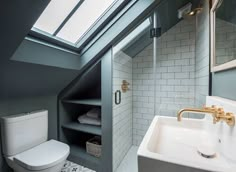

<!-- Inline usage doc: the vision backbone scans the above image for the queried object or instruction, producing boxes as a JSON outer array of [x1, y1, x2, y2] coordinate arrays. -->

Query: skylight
[[33, 0, 79, 34], [57, 0, 115, 43], [32, 0, 117, 45]]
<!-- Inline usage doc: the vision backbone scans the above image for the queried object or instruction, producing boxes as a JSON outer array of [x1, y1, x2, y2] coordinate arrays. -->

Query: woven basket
[[86, 136, 101, 157]]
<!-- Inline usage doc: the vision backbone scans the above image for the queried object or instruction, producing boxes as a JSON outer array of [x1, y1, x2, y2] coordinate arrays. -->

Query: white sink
[[138, 96, 236, 172]]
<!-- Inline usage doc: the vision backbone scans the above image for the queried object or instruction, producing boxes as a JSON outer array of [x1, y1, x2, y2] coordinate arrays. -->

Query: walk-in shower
[[111, 0, 209, 171]]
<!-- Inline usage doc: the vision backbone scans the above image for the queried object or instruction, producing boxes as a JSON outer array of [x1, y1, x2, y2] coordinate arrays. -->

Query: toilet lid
[[13, 140, 70, 171]]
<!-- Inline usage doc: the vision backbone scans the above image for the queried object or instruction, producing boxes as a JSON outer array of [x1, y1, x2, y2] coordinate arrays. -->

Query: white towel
[[78, 115, 101, 126], [86, 108, 101, 119]]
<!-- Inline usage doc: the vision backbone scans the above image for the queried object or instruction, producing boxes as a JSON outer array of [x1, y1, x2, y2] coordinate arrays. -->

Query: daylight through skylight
[[33, 0, 79, 34], [32, 0, 117, 45], [57, 0, 115, 43]]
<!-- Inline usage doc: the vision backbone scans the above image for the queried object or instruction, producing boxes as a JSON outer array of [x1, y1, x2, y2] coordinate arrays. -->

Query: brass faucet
[[177, 105, 235, 126]]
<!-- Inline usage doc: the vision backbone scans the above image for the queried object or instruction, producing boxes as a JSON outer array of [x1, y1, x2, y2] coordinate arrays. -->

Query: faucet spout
[[177, 106, 235, 126], [177, 108, 216, 122]]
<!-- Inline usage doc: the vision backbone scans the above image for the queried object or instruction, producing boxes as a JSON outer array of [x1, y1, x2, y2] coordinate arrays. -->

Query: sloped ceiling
[[0, 0, 79, 100], [0, 0, 50, 62], [0, 0, 201, 99], [0, 61, 79, 99], [123, 0, 198, 57]]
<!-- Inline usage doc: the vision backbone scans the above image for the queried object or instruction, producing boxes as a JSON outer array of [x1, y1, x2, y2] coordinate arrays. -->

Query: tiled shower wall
[[112, 3, 210, 162], [132, 17, 196, 146], [195, 0, 209, 108], [112, 52, 133, 171]]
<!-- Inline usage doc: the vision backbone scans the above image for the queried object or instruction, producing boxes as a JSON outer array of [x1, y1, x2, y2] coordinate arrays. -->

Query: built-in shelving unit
[[62, 122, 102, 136], [62, 99, 102, 106], [58, 53, 112, 172], [69, 144, 101, 169], [58, 60, 109, 172]]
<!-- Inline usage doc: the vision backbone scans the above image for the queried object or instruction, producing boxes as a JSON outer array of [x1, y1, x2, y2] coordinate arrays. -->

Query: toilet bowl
[[0, 110, 70, 172]]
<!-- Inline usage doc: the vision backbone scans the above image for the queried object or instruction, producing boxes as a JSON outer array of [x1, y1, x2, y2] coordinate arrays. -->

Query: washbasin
[[138, 96, 236, 172]]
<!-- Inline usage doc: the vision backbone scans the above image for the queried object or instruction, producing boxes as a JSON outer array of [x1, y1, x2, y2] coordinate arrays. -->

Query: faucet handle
[[217, 108, 224, 115], [211, 105, 221, 111], [203, 105, 216, 111], [225, 113, 235, 126]]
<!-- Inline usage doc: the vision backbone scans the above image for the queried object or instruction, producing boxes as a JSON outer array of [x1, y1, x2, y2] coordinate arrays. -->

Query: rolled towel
[[86, 108, 101, 119], [78, 114, 101, 126]]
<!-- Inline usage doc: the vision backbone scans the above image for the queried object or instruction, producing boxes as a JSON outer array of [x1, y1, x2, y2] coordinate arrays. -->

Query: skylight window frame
[[30, 27, 77, 51], [52, 0, 85, 36], [29, 0, 132, 52], [75, 0, 131, 50], [72, 0, 120, 45]]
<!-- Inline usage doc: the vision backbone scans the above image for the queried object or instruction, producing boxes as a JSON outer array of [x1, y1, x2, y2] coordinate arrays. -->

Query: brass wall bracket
[[121, 80, 130, 93]]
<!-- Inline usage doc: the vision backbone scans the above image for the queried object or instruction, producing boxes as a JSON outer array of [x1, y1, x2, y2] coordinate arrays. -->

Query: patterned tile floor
[[61, 161, 95, 172]]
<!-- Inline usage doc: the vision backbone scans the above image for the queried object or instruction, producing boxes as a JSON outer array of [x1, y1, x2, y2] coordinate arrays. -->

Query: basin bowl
[[138, 96, 236, 172]]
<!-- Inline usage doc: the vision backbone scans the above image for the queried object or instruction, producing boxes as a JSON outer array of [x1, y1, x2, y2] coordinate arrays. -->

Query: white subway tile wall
[[132, 17, 197, 146], [195, 0, 209, 111], [112, 11, 209, 165], [113, 51, 133, 171]]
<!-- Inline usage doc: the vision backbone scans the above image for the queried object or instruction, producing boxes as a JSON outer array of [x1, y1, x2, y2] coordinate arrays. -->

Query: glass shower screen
[[112, 16, 155, 171]]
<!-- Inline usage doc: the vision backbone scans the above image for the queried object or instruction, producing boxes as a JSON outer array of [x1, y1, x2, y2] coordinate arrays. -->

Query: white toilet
[[0, 110, 70, 172]]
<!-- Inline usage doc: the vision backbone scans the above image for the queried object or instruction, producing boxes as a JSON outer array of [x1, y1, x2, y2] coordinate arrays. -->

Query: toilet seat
[[12, 140, 69, 171]]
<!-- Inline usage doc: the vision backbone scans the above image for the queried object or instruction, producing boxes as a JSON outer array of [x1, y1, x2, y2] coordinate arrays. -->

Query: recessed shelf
[[68, 144, 101, 171], [62, 99, 102, 106], [62, 122, 102, 136]]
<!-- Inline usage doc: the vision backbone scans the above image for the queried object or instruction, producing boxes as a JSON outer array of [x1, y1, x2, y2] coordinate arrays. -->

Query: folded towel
[[78, 115, 101, 126], [86, 108, 101, 119]]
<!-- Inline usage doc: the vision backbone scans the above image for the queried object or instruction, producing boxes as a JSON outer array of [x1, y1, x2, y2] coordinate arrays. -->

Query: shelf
[[68, 144, 101, 171], [62, 99, 102, 106], [62, 122, 102, 136]]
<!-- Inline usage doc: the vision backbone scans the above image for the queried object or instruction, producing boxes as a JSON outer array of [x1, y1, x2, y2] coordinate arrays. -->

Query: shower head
[[178, 2, 203, 19], [178, 2, 192, 19]]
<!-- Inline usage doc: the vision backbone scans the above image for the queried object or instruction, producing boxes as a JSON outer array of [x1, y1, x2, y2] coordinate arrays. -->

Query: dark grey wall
[[216, 0, 236, 25], [0, 96, 58, 139], [0, 1, 81, 171], [0, 47, 79, 172], [212, 69, 236, 100], [211, 0, 236, 101], [0, 96, 58, 172], [0, 60, 79, 99], [0, 0, 50, 63]]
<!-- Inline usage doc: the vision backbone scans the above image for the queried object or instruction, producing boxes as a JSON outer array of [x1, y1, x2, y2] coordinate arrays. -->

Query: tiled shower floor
[[116, 146, 139, 172]]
